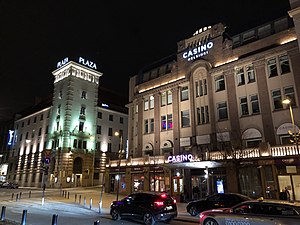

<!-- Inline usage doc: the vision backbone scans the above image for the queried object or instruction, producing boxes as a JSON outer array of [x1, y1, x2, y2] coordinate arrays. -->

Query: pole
[[116, 135, 123, 201], [289, 104, 299, 154]]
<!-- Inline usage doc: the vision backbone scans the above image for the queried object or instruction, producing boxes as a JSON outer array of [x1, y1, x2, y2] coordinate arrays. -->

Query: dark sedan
[[186, 193, 252, 216]]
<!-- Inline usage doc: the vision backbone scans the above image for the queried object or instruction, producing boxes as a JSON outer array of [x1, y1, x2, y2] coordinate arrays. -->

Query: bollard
[[90, 198, 92, 209], [21, 210, 27, 225], [29, 191, 31, 198], [19, 192, 22, 200], [1, 206, 6, 221], [11, 193, 14, 200], [67, 192, 70, 199], [16, 194, 19, 202], [94, 220, 100, 225], [75, 194, 77, 203], [51, 214, 58, 225], [79, 195, 81, 204], [84, 197, 86, 207]]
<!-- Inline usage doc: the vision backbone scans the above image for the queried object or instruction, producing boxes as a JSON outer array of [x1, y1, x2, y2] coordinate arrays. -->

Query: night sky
[[0, 0, 291, 122]]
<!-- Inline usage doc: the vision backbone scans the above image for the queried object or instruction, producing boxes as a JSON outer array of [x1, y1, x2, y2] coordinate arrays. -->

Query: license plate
[[165, 206, 173, 210]]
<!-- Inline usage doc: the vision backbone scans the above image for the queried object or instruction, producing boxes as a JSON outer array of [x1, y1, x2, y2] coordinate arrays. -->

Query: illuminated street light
[[282, 98, 299, 154], [115, 131, 124, 201]]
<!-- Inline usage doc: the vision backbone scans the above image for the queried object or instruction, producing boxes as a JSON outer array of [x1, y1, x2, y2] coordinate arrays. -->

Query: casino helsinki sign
[[182, 41, 214, 61], [57, 57, 97, 70]]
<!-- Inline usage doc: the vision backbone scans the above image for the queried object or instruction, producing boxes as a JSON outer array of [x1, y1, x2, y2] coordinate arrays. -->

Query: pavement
[[0, 187, 199, 224]]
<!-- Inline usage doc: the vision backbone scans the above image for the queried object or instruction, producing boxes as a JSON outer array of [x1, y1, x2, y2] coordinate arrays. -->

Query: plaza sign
[[167, 153, 194, 163], [182, 41, 213, 61], [57, 57, 97, 70]]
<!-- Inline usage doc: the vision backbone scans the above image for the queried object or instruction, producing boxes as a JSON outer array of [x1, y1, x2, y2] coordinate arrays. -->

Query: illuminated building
[[107, 15, 300, 201], [4, 58, 128, 188]]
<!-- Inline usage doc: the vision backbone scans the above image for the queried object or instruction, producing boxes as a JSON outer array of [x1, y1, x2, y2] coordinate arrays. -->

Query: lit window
[[149, 95, 154, 109], [161, 115, 166, 130], [246, 65, 256, 83], [161, 92, 166, 106], [167, 91, 172, 104], [144, 99, 149, 111], [181, 86, 189, 101], [167, 114, 173, 129], [81, 91, 87, 99]]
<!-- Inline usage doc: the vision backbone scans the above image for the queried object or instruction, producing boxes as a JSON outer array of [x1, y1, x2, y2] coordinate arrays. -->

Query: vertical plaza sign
[[182, 41, 214, 61], [56, 57, 97, 70]]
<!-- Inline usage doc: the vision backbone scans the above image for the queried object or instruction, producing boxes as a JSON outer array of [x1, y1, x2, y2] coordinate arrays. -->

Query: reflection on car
[[110, 191, 177, 225], [186, 193, 252, 216], [199, 198, 300, 225], [2, 182, 19, 189]]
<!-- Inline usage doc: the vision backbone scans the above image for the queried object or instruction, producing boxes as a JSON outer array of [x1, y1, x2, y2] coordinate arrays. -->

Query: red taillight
[[154, 201, 164, 206], [173, 199, 176, 204]]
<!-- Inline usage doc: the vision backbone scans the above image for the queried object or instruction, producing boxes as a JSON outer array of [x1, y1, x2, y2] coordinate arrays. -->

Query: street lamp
[[115, 131, 124, 201], [282, 98, 299, 154]]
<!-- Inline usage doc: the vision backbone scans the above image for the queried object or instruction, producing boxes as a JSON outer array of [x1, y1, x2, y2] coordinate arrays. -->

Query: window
[[108, 128, 113, 136], [27, 119, 30, 125], [250, 94, 260, 114], [196, 79, 207, 97], [34, 117, 37, 123], [144, 99, 149, 111], [40, 114, 43, 121], [284, 86, 296, 106], [59, 90, 62, 99], [81, 91, 87, 99], [96, 125, 101, 134], [203, 79, 207, 95], [197, 106, 209, 125], [80, 106, 86, 115], [161, 92, 166, 106], [22, 122, 24, 127], [272, 89, 283, 110], [267, 58, 278, 77], [205, 106, 209, 122], [240, 97, 249, 116], [150, 118, 154, 133], [236, 67, 245, 85], [38, 128, 42, 136], [57, 105, 61, 115], [109, 114, 113, 121], [181, 110, 190, 127], [279, 54, 290, 74], [215, 75, 225, 92], [167, 91, 172, 104], [83, 141, 87, 149], [144, 120, 149, 133], [120, 117, 124, 124], [217, 102, 228, 120], [195, 81, 200, 97], [181, 86, 189, 101], [161, 115, 166, 130], [167, 114, 173, 129], [73, 139, 78, 148], [79, 121, 84, 132], [98, 112, 102, 119], [149, 95, 154, 109], [246, 65, 256, 83], [107, 143, 112, 152]]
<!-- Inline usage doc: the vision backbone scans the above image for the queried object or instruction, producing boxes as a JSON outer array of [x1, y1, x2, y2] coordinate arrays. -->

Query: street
[[0, 187, 198, 225]]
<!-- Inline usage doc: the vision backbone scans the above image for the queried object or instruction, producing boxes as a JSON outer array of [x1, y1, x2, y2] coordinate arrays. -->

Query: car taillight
[[173, 199, 176, 204], [160, 193, 167, 198], [154, 201, 164, 206]]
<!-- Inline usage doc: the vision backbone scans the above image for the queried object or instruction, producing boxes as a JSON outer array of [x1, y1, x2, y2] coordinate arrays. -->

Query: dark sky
[[0, 0, 291, 122]]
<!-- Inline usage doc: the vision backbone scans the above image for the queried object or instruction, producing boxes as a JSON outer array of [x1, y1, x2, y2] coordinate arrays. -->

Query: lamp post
[[282, 98, 299, 154], [115, 131, 124, 201]]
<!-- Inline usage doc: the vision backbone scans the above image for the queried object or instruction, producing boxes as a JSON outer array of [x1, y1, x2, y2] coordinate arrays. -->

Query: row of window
[[16, 112, 50, 129], [16, 126, 49, 143], [58, 90, 87, 99], [97, 112, 124, 123], [96, 126, 123, 137]]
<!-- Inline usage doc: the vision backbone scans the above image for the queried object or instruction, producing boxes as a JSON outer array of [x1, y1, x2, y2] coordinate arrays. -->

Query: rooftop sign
[[57, 57, 97, 70], [182, 41, 213, 61]]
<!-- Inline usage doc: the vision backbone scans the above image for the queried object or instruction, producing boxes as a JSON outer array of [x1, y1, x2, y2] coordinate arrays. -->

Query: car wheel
[[143, 212, 155, 225], [111, 209, 121, 221], [189, 206, 199, 216], [204, 218, 219, 225]]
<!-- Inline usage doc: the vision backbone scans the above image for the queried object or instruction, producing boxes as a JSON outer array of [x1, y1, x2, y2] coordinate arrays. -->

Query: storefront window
[[238, 167, 262, 198], [132, 174, 144, 192]]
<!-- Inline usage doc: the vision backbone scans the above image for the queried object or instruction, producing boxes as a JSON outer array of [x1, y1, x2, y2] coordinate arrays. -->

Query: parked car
[[186, 193, 252, 216], [2, 182, 19, 189], [110, 191, 177, 225], [199, 198, 300, 225]]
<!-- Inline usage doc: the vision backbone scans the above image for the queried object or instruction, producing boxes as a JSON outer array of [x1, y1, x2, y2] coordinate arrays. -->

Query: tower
[[47, 57, 102, 188]]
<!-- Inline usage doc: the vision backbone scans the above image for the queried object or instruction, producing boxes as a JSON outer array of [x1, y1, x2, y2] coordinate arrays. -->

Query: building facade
[[106, 15, 300, 202], [3, 58, 128, 189]]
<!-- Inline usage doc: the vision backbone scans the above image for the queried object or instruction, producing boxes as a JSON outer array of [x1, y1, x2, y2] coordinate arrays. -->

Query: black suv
[[187, 193, 252, 216], [110, 192, 177, 225]]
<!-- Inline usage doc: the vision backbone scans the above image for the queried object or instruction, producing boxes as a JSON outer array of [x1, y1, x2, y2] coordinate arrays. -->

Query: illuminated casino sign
[[7, 130, 14, 146], [167, 153, 193, 163], [182, 41, 213, 61], [57, 57, 97, 70]]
